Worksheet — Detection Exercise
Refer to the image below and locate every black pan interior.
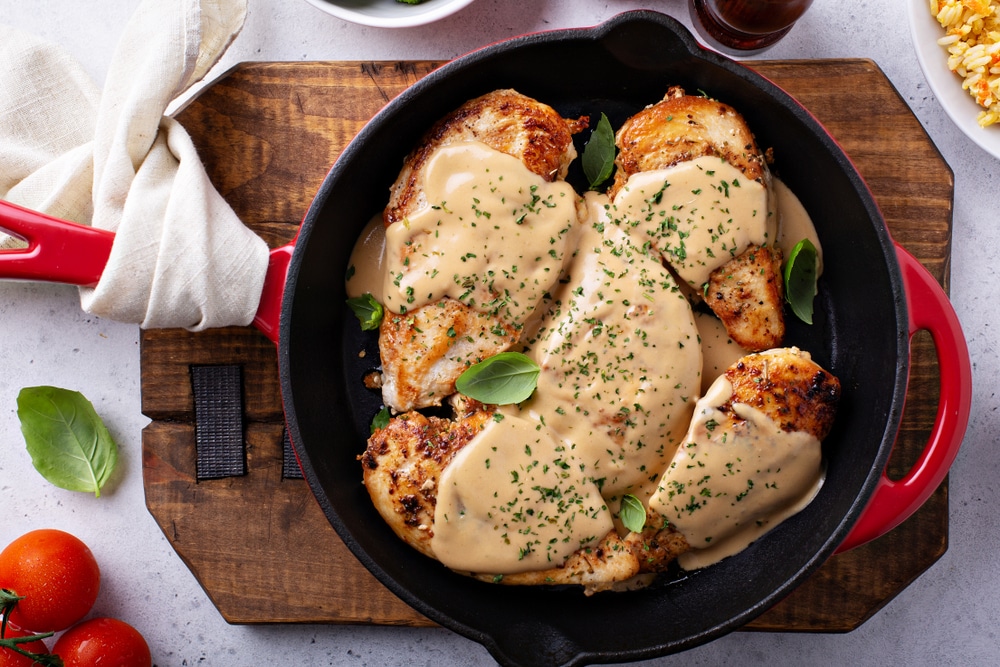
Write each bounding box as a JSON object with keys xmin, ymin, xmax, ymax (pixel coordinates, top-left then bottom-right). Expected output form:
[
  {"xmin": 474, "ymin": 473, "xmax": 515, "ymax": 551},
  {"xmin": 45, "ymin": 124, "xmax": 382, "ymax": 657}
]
[{"xmin": 278, "ymin": 11, "xmax": 909, "ymax": 667}]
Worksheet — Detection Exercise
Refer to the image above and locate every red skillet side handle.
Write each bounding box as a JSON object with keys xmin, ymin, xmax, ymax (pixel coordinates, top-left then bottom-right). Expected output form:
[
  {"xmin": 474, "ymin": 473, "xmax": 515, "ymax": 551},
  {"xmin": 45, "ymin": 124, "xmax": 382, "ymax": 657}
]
[
  {"xmin": 252, "ymin": 243, "xmax": 294, "ymax": 345},
  {"xmin": 0, "ymin": 200, "xmax": 114, "ymax": 287},
  {"xmin": 835, "ymin": 243, "xmax": 972, "ymax": 553}
]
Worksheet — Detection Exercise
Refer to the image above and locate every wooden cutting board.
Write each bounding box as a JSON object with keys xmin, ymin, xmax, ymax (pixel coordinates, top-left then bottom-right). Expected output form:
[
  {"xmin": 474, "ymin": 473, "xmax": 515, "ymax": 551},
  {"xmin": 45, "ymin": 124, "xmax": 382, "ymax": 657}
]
[{"xmin": 141, "ymin": 59, "xmax": 954, "ymax": 631}]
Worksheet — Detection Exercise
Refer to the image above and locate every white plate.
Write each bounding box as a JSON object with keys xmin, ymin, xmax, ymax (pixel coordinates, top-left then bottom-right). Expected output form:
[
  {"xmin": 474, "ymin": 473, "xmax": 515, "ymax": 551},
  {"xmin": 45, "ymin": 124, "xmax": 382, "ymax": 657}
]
[
  {"xmin": 302, "ymin": 0, "xmax": 477, "ymax": 28},
  {"xmin": 908, "ymin": 0, "xmax": 1000, "ymax": 159}
]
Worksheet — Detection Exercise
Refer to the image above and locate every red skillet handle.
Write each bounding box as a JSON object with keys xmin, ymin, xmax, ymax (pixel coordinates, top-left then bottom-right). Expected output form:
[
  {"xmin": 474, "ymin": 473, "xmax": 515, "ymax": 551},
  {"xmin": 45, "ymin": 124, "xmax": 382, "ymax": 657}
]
[
  {"xmin": 252, "ymin": 244, "xmax": 293, "ymax": 344},
  {"xmin": 1, "ymin": 199, "xmax": 292, "ymax": 342},
  {"xmin": 0, "ymin": 200, "xmax": 114, "ymax": 287},
  {"xmin": 835, "ymin": 243, "xmax": 972, "ymax": 553}
]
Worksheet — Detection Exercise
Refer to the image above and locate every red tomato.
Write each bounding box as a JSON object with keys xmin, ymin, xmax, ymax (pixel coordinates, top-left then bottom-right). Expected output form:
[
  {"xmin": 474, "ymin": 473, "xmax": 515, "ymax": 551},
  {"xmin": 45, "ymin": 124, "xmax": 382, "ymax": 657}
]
[
  {"xmin": 52, "ymin": 618, "xmax": 151, "ymax": 667},
  {"xmin": 0, "ymin": 620, "xmax": 50, "ymax": 667},
  {"xmin": 0, "ymin": 529, "xmax": 100, "ymax": 632}
]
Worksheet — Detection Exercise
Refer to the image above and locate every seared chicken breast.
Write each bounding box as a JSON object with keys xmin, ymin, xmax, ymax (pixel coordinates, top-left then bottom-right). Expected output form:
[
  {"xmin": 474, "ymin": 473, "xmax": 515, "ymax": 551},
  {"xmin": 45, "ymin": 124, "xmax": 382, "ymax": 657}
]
[
  {"xmin": 721, "ymin": 347, "xmax": 840, "ymax": 441},
  {"xmin": 379, "ymin": 300, "xmax": 519, "ymax": 415},
  {"xmin": 611, "ymin": 87, "xmax": 785, "ymax": 351},
  {"xmin": 385, "ymin": 89, "xmax": 588, "ymax": 226},
  {"xmin": 379, "ymin": 90, "xmax": 588, "ymax": 412},
  {"xmin": 360, "ymin": 395, "xmax": 493, "ymax": 559},
  {"xmin": 608, "ymin": 86, "xmax": 768, "ymax": 199},
  {"xmin": 706, "ymin": 244, "xmax": 785, "ymax": 351}
]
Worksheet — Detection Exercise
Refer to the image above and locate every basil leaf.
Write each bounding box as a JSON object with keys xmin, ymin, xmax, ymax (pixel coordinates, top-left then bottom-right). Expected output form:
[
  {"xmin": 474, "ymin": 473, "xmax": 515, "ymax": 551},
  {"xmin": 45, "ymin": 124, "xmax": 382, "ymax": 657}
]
[
  {"xmin": 17, "ymin": 386, "xmax": 119, "ymax": 498},
  {"xmin": 582, "ymin": 113, "xmax": 616, "ymax": 191},
  {"xmin": 455, "ymin": 352, "xmax": 540, "ymax": 405},
  {"xmin": 370, "ymin": 406, "xmax": 391, "ymax": 434},
  {"xmin": 620, "ymin": 494, "xmax": 647, "ymax": 533},
  {"xmin": 784, "ymin": 238, "xmax": 819, "ymax": 325},
  {"xmin": 347, "ymin": 293, "xmax": 384, "ymax": 331}
]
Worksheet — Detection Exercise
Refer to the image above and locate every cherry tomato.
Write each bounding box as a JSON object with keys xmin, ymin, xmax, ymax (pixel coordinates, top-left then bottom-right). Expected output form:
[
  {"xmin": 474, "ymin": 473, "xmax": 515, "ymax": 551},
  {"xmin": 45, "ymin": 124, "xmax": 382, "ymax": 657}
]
[
  {"xmin": 52, "ymin": 618, "xmax": 151, "ymax": 667},
  {"xmin": 0, "ymin": 530, "xmax": 100, "ymax": 632},
  {"xmin": 0, "ymin": 620, "xmax": 50, "ymax": 667}
]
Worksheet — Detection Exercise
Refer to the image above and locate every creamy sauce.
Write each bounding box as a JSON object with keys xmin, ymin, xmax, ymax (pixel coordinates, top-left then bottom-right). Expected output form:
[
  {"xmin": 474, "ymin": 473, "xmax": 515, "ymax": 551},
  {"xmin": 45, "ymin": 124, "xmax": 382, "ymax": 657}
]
[
  {"xmin": 345, "ymin": 214, "xmax": 387, "ymax": 300},
  {"xmin": 512, "ymin": 195, "xmax": 701, "ymax": 502},
  {"xmin": 608, "ymin": 156, "xmax": 773, "ymax": 288},
  {"xmin": 434, "ymin": 413, "xmax": 613, "ymax": 573},
  {"xmin": 694, "ymin": 311, "xmax": 747, "ymax": 396},
  {"xmin": 648, "ymin": 372, "xmax": 824, "ymax": 570},
  {"xmin": 355, "ymin": 140, "xmax": 828, "ymax": 575},
  {"xmin": 380, "ymin": 142, "xmax": 580, "ymax": 324},
  {"xmin": 774, "ymin": 177, "xmax": 824, "ymax": 276},
  {"xmin": 431, "ymin": 195, "xmax": 702, "ymax": 572}
]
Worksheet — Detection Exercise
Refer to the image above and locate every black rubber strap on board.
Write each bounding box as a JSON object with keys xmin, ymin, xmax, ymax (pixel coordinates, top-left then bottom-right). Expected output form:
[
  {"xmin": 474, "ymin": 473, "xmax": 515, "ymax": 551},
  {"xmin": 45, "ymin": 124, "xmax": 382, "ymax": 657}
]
[
  {"xmin": 191, "ymin": 365, "xmax": 246, "ymax": 480},
  {"xmin": 282, "ymin": 428, "xmax": 304, "ymax": 479}
]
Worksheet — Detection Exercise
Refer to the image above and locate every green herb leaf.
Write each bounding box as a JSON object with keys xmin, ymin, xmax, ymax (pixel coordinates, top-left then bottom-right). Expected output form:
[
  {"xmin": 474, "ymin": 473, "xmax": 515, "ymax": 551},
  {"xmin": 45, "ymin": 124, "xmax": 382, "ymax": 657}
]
[
  {"xmin": 370, "ymin": 406, "xmax": 391, "ymax": 434},
  {"xmin": 16, "ymin": 386, "xmax": 119, "ymax": 498},
  {"xmin": 347, "ymin": 293, "xmax": 384, "ymax": 331},
  {"xmin": 455, "ymin": 352, "xmax": 540, "ymax": 405},
  {"xmin": 582, "ymin": 112, "xmax": 616, "ymax": 191},
  {"xmin": 784, "ymin": 238, "xmax": 819, "ymax": 324},
  {"xmin": 620, "ymin": 494, "xmax": 647, "ymax": 533}
]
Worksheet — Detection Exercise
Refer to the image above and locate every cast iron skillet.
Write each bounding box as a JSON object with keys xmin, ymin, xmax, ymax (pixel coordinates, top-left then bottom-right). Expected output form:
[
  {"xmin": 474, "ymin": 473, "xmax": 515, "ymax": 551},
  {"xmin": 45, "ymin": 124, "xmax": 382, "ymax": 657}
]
[
  {"xmin": 0, "ymin": 10, "xmax": 971, "ymax": 666},
  {"xmin": 274, "ymin": 11, "xmax": 969, "ymax": 666}
]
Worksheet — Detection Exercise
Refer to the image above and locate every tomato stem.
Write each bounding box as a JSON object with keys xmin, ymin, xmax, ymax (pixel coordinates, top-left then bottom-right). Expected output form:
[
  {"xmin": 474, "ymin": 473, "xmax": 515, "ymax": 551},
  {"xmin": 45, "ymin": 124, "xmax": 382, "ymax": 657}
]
[
  {"xmin": 0, "ymin": 588, "xmax": 23, "ymax": 635},
  {"xmin": 0, "ymin": 634, "xmax": 61, "ymax": 664},
  {"xmin": 1, "ymin": 588, "xmax": 62, "ymax": 666}
]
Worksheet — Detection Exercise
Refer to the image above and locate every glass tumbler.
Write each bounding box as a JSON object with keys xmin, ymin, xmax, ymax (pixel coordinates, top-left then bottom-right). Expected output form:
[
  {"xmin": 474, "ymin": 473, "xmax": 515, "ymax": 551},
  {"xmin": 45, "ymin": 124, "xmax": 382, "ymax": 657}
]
[{"xmin": 689, "ymin": 0, "xmax": 815, "ymax": 52}]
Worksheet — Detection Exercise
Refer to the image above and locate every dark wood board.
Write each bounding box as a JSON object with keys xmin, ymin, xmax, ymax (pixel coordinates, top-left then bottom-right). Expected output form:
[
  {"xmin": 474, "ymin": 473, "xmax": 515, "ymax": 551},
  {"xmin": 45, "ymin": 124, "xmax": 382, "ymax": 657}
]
[{"xmin": 141, "ymin": 59, "xmax": 953, "ymax": 630}]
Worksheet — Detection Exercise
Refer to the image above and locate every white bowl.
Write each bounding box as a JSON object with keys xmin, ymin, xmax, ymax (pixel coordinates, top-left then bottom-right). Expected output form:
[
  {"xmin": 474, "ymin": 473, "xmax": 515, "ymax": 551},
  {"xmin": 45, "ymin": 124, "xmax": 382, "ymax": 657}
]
[
  {"xmin": 302, "ymin": 0, "xmax": 477, "ymax": 28},
  {"xmin": 908, "ymin": 0, "xmax": 1000, "ymax": 160}
]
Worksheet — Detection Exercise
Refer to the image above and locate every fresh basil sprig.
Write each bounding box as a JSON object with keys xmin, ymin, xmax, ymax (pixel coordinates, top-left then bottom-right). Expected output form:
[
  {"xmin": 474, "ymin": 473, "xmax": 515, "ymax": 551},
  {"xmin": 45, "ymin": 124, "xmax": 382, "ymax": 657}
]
[
  {"xmin": 17, "ymin": 386, "xmax": 119, "ymax": 498},
  {"xmin": 455, "ymin": 352, "xmax": 540, "ymax": 405},
  {"xmin": 620, "ymin": 494, "xmax": 647, "ymax": 533},
  {"xmin": 582, "ymin": 112, "xmax": 616, "ymax": 191},
  {"xmin": 347, "ymin": 293, "xmax": 384, "ymax": 331},
  {"xmin": 784, "ymin": 238, "xmax": 819, "ymax": 325}
]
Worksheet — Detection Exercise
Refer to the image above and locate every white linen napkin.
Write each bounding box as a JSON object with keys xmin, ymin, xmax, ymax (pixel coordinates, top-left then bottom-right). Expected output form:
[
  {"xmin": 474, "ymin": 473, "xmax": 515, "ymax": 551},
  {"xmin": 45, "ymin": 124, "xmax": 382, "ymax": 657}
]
[{"xmin": 0, "ymin": 0, "xmax": 269, "ymax": 331}]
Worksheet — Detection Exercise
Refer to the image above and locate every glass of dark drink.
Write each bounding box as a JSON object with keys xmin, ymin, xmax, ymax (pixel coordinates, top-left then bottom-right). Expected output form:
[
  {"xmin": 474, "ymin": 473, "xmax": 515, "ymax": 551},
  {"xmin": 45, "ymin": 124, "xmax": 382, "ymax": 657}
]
[{"xmin": 689, "ymin": 0, "xmax": 815, "ymax": 52}]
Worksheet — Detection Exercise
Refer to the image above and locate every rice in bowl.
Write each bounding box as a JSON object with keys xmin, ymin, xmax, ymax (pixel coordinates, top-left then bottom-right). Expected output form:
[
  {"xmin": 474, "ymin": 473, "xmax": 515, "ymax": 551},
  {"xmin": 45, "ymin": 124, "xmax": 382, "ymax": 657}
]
[{"xmin": 930, "ymin": 0, "xmax": 1000, "ymax": 127}]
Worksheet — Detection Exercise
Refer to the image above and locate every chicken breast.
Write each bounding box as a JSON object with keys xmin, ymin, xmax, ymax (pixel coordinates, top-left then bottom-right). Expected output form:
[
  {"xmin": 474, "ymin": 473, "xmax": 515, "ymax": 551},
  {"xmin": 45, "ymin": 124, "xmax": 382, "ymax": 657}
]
[
  {"xmin": 608, "ymin": 86, "xmax": 768, "ymax": 200},
  {"xmin": 360, "ymin": 395, "xmax": 493, "ymax": 559},
  {"xmin": 378, "ymin": 90, "xmax": 588, "ymax": 412},
  {"xmin": 648, "ymin": 346, "xmax": 840, "ymax": 569},
  {"xmin": 610, "ymin": 87, "xmax": 785, "ymax": 351},
  {"xmin": 705, "ymin": 243, "xmax": 785, "ymax": 351},
  {"xmin": 385, "ymin": 89, "xmax": 589, "ymax": 227},
  {"xmin": 379, "ymin": 300, "xmax": 519, "ymax": 414},
  {"xmin": 721, "ymin": 347, "xmax": 840, "ymax": 440}
]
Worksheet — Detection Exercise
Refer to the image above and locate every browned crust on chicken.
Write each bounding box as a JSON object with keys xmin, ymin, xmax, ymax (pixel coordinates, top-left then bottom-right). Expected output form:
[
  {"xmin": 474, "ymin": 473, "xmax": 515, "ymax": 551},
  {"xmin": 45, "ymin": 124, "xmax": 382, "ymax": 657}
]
[
  {"xmin": 361, "ymin": 398, "xmax": 493, "ymax": 559},
  {"xmin": 379, "ymin": 300, "xmax": 519, "ymax": 412},
  {"xmin": 722, "ymin": 348, "xmax": 841, "ymax": 441},
  {"xmin": 625, "ymin": 521, "xmax": 691, "ymax": 574},
  {"xmin": 706, "ymin": 244, "xmax": 786, "ymax": 352},
  {"xmin": 385, "ymin": 89, "xmax": 589, "ymax": 226},
  {"xmin": 608, "ymin": 86, "xmax": 768, "ymax": 200}
]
